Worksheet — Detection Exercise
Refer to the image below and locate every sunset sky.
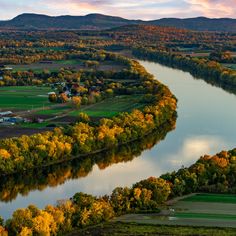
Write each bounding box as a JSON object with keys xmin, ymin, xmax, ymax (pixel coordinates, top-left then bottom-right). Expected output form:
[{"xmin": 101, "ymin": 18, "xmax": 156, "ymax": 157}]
[{"xmin": 0, "ymin": 0, "xmax": 235, "ymax": 20}]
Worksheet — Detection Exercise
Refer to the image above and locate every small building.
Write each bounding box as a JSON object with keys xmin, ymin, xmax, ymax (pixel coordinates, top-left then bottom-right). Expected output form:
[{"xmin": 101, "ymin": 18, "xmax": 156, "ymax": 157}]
[
  {"xmin": 48, "ymin": 92, "xmax": 56, "ymax": 95},
  {"xmin": 3, "ymin": 66, "xmax": 13, "ymax": 70},
  {"xmin": 39, "ymin": 61, "xmax": 53, "ymax": 64},
  {"xmin": 0, "ymin": 111, "xmax": 13, "ymax": 117},
  {"xmin": 2, "ymin": 116, "xmax": 24, "ymax": 124},
  {"xmin": 0, "ymin": 64, "xmax": 12, "ymax": 71}
]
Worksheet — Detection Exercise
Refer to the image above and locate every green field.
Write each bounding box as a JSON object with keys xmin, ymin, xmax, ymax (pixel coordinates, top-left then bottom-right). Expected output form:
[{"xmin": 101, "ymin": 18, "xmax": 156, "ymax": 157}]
[
  {"xmin": 0, "ymin": 86, "xmax": 52, "ymax": 110},
  {"xmin": 56, "ymin": 59, "xmax": 82, "ymax": 65},
  {"xmin": 35, "ymin": 47, "xmax": 65, "ymax": 51},
  {"xmin": 9, "ymin": 59, "xmax": 82, "ymax": 73},
  {"xmin": 115, "ymin": 193, "xmax": 236, "ymax": 228},
  {"xmin": 183, "ymin": 193, "xmax": 236, "ymax": 204},
  {"xmin": 221, "ymin": 63, "xmax": 236, "ymax": 70},
  {"xmin": 69, "ymin": 95, "xmax": 145, "ymax": 118},
  {"xmin": 12, "ymin": 68, "xmax": 59, "ymax": 73},
  {"xmin": 36, "ymin": 106, "xmax": 71, "ymax": 116},
  {"xmin": 68, "ymin": 222, "xmax": 236, "ymax": 236},
  {"xmin": 20, "ymin": 122, "xmax": 50, "ymax": 128},
  {"xmin": 9, "ymin": 58, "xmax": 124, "ymax": 73},
  {"xmin": 175, "ymin": 212, "xmax": 236, "ymax": 220},
  {"xmin": 170, "ymin": 193, "xmax": 236, "ymax": 227}
]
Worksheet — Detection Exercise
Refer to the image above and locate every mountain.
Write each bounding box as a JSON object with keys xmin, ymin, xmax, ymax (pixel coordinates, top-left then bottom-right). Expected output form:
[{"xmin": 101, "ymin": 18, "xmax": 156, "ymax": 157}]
[
  {"xmin": 0, "ymin": 13, "xmax": 236, "ymax": 32},
  {"xmin": 0, "ymin": 13, "xmax": 140, "ymax": 30},
  {"xmin": 149, "ymin": 17, "xmax": 236, "ymax": 32}
]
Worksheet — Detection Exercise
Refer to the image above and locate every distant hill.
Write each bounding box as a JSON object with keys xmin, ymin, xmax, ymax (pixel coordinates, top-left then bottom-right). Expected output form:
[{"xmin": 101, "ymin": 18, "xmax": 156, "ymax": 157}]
[
  {"xmin": 0, "ymin": 13, "xmax": 140, "ymax": 30},
  {"xmin": 149, "ymin": 17, "xmax": 236, "ymax": 32},
  {"xmin": 0, "ymin": 13, "xmax": 236, "ymax": 31}
]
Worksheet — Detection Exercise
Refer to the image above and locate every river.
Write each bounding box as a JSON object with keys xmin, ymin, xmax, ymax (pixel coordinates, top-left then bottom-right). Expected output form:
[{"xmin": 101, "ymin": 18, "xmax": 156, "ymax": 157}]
[{"xmin": 1, "ymin": 60, "xmax": 236, "ymax": 219}]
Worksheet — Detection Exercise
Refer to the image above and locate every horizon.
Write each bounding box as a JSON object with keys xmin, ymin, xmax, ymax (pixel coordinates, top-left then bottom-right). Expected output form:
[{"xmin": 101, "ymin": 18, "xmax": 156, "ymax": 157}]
[
  {"xmin": 0, "ymin": 0, "xmax": 236, "ymax": 20},
  {"xmin": 0, "ymin": 12, "xmax": 236, "ymax": 22}
]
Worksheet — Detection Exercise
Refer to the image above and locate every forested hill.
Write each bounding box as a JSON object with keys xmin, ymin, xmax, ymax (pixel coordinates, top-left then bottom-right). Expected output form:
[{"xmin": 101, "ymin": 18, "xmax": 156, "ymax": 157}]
[
  {"xmin": 0, "ymin": 13, "xmax": 140, "ymax": 30},
  {"xmin": 150, "ymin": 17, "xmax": 236, "ymax": 32},
  {"xmin": 0, "ymin": 13, "xmax": 236, "ymax": 31}
]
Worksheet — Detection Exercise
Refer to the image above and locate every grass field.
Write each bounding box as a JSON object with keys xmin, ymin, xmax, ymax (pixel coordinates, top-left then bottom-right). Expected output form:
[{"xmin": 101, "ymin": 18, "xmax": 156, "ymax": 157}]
[
  {"xmin": 0, "ymin": 86, "xmax": 53, "ymax": 110},
  {"xmin": 35, "ymin": 47, "xmax": 65, "ymax": 51},
  {"xmin": 56, "ymin": 59, "xmax": 82, "ymax": 65},
  {"xmin": 9, "ymin": 59, "xmax": 125, "ymax": 73},
  {"xmin": 221, "ymin": 63, "xmax": 236, "ymax": 70},
  {"xmin": 175, "ymin": 212, "xmax": 236, "ymax": 220},
  {"xmin": 170, "ymin": 193, "xmax": 236, "ymax": 227},
  {"xmin": 182, "ymin": 193, "xmax": 236, "ymax": 204},
  {"xmin": 20, "ymin": 122, "xmax": 50, "ymax": 128},
  {"xmin": 69, "ymin": 95, "xmax": 145, "ymax": 118},
  {"xmin": 114, "ymin": 193, "xmax": 236, "ymax": 228},
  {"xmin": 9, "ymin": 59, "xmax": 81, "ymax": 73},
  {"xmin": 36, "ymin": 106, "xmax": 71, "ymax": 116},
  {"xmin": 67, "ymin": 222, "xmax": 236, "ymax": 236}
]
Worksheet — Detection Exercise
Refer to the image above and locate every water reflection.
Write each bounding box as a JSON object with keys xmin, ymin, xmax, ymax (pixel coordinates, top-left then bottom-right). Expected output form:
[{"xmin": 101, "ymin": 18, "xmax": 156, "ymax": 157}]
[
  {"xmin": 0, "ymin": 120, "xmax": 176, "ymax": 203},
  {"xmin": 1, "ymin": 61, "xmax": 236, "ymax": 219},
  {"xmin": 165, "ymin": 135, "xmax": 226, "ymax": 168}
]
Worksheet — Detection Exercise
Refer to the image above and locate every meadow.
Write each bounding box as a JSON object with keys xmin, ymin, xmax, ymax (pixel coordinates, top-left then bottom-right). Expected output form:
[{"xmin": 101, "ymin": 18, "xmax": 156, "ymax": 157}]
[
  {"xmin": 69, "ymin": 95, "xmax": 145, "ymax": 118},
  {"xmin": 221, "ymin": 63, "xmax": 236, "ymax": 70},
  {"xmin": 69, "ymin": 222, "xmax": 236, "ymax": 236},
  {"xmin": 9, "ymin": 59, "xmax": 124, "ymax": 73},
  {"xmin": 0, "ymin": 86, "xmax": 52, "ymax": 110},
  {"xmin": 114, "ymin": 193, "xmax": 236, "ymax": 228}
]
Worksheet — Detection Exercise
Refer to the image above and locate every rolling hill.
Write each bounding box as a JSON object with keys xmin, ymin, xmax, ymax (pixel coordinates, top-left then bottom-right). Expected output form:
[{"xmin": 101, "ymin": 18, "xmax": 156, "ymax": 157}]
[{"xmin": 0, "ymin": 13, "xmax": 235, "ymax": 31}]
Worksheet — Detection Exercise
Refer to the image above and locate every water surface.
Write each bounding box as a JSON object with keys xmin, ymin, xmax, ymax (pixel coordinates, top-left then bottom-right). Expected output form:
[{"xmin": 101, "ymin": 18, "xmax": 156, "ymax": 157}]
[{"xmin": 1, "ymin": 61, "xmax": 236, "ymax": 219}]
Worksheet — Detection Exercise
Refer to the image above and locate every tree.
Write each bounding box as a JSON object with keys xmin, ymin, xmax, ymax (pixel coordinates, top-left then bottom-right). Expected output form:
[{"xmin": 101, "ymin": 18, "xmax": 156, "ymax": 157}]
[
  {"xmin": 77, "ymin": 113, "xmax": 90, "ymax": 123},
  {"xmin": 48, "ymin": 93, "xmax": 57, "ymax": 103},
  {"xmin": 71, "ymin": 96, "xmax": 81, "ymax": 109}
]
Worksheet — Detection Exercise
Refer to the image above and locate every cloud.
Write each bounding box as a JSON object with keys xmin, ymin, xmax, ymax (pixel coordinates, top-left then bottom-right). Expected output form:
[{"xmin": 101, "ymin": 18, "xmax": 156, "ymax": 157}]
[
  {"xmin": 0, "ymin": 0, "xmax": 235, "ymax": 20},
  {"xmin": 186, "ymin": 0, "xmax": 236, "ymax": 18}
]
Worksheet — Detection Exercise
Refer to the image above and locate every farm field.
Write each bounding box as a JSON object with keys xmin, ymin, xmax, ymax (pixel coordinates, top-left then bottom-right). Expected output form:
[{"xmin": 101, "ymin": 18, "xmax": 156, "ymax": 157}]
[
  {"xmin": 68, "ymin": 222, "xmax": 236, "ymax": 236},
  {"xmin": 8, "ymin": 59, "xmax": 125, "ymax": 73},
  {"xmin": 35, "ymin": 105, "xmax": 72, "ymax": 116},
  {"xmin": 114, "ymin": 193, "xmax": 236, "ymax": 228},
  {"xmin": 181, "ymin": 52, "xmax": 210, "ymax": 57},
  {"xmin": 0, "ymin": 86, "xmax": 53, "ymax": 110},
  {"xmin": 221, "ymin": 63, "xmax": 236, "ymax": 70},
  {"xmin": 182, "ymin": 193, "xmax": 236, "ymax": 204},
  {"xmin": 69, "ymin": 95, "xmax": 145, "ymax": 118}
]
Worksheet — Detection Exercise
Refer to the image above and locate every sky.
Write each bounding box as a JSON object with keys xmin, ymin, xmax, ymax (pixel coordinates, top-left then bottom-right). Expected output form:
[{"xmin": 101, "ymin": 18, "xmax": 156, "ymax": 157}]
[{"xmin": 0, "ymin": 0, "xmax": 235, "ymax": 20}]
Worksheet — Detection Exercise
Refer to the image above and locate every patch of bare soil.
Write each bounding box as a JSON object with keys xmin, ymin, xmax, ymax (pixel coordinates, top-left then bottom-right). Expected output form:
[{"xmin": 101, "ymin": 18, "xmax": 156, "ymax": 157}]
[{"xmin": 0, "ymin": 126, "xmax": 52, "ymax": 139}]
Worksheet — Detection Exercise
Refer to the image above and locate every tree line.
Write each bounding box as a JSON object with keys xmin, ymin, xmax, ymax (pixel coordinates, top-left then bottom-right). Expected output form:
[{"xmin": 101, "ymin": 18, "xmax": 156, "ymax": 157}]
[
  {"xmin": 0, "ymin": 121, "xmax": 175, "ymax": 203},
  {"xmin": 132, "ymin": 47, "xmax": 236, "ymax": 89},
  {"xmin": 0, "ymin": 147, "xmax": 235, "ymax": 235}
]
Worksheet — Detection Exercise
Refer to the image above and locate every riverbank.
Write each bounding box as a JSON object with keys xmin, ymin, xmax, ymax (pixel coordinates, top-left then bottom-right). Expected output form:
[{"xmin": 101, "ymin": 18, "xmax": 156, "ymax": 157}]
[
  {"xmin": 0, "ymin": 59, "xmax": 177, "ymax": 175},
  {"xmin": 2, "ymin": 147, "xmax": 236, "ymax": 235},
  {"xmin": 133, "ymin": 48, "xmax": 236, "ymax": 95}
]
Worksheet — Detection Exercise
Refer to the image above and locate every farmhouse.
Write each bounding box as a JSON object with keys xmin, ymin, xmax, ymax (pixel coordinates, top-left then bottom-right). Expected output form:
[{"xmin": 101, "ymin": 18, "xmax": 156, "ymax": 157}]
[
  {"xmin": 0, "ymin": 116, "xmax": 24, "ymax": 124},
  {"xmin": 0, "ymin": 64, "xmax": 12, "ymax": 71},
  {"xmin": 0, "ymin": 111, "xmax": 13, "ymax": 117},
  {"xmin": 39, "ymin": 61, "xmax": 53, "ymax": 64},
  {"xmin": 48, "ymin": 92, "xmax": 56, "ymax": 95}
]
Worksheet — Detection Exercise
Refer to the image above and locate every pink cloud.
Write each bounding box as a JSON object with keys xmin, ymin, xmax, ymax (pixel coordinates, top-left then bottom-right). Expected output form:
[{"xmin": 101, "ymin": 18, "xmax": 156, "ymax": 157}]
[
  {"xmin": 187, "ymin": 0, "xmax": 236, "ymax": 18},
  {"xmin": 0, "ymin": 0, "xmax": 235, "ymax": 20}
]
